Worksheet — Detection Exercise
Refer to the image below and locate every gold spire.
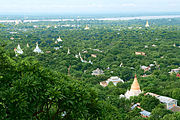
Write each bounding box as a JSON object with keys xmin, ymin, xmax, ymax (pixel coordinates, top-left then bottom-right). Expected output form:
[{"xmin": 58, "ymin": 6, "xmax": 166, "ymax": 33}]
[
  {"xmin": 130, "ymin": 75, "xmax": 141, "ymax": 91},
  {"xmin": 85, "ymin": 25, "xmax": 89, "ymax": 30},
  {"xmin": 145, "ymin": 20, "xmax": 149, "ymax": 27}
]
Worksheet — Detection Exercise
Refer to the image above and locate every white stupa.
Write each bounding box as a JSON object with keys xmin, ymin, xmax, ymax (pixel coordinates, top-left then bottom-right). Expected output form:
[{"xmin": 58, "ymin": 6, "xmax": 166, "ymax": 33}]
[
  {"xmin": 14, "ymin": 44, "xmax": 23, "ymax": 56},
  {"xmin": 15, "ymin": 20, "xmax": 21, "ymax": 25},
  {"xmin": 84, "ymin": 25, "xmax": 89, "ymax": 30},
  {"xmin": 67, "ymin": 48, "xmax": 70, "ymax": 54},
  {"xmin": 75, "ymin": 54, "xmax": 79, "ymax": 58},
  {"xmin": 120, "ymin": 62, "xmax": 123, "ymax": 67},
  {"xmin": 57, "ymin": 36, "xmax": 63, "ymax": 42},
  {"xmin": 173, "ymin": 43, "xmax": 176, "ymax": 47},
  {"xmin": 33, "ymin": 43, "xmax": 43, "ymax": 54},
  {"xmin": 27, "ymin": 43, "xmax": 29, "ymax": 47},
  {"xmin": 125, "ymin": 75, "xmax": 142, "ymax": 99},
  {"xmin": 145, "ymin": 20, "xmax": 150, "ymax": 27}
]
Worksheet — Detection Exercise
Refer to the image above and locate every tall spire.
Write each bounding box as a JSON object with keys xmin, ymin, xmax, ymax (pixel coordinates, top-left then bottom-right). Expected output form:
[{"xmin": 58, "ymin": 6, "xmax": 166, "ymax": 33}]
[
  {"xmin": 130, "ymin": 74, "xmax": 140, "ymax": 91},
  {"xmin": 145, "ymin": 20, "xmax": 149, "ymax": 27},
  {"xmin": 67, "ymin": 48, "xmax": 70, "ymax": 54},
  {"xmin": 84, "ymin": 25, "xmax": 89, "ymax": 30},
  {"xmin": 124, "ymin": 74, "xmax": 142, "ymax": 99}
]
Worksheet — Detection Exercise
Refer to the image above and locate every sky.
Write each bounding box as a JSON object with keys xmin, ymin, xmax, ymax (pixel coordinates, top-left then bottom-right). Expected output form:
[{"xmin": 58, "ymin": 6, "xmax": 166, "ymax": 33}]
[{"xmin": 0, "ymin": 0, "xmax": 180, "ymax": 15}]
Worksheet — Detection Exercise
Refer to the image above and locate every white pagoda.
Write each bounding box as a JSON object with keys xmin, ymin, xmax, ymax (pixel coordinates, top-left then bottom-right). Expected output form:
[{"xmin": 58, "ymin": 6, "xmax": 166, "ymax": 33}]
[
  {"xmin": 120, "ymin": 62, "xmax": 123, "ymax": 67},
  {"xmin": 84, "ymin": 25, "xmax": 89, "ymax": 30},
  {"xmin": 27, "ymin": 43, "xmax": 29, "ymax": 47},
  {"xmin": 75, "ymin": 54, "xmax": 79, "ymax": 58},
  {"xmin": 145, "ymin": 20, "xmax": 149, "ymax": 27},
  {"xmin": 15, "ymin": 20, "xmax": 21, "ymax": 25},
  {"xmin": 92, "ymin": 68, "xmax": 104, "ymax": 76},
  {"xmin": 33, "ymin": 43, "xmax": 43, "ymax": 54},
  {"xmin": 67, "ymin": 48, "xmax": 70, "ymax": 54},
  {"xmin": 57, "ymin": 36, "xmax": 63, "ymax": 42},
  {"xmin": 100, "ymin": 76, "xmax": 124, "ymax": 87},
  {"xmin": 173, "ymin": 43, "xmax": 176, "ymax": 47},
  {"xmin": 125, "ymin": 75, "xmax": 142, "ymax": 99},
  {"xmin": 14, "ymin": 44, "xmax": 23, "ymax": 56}
]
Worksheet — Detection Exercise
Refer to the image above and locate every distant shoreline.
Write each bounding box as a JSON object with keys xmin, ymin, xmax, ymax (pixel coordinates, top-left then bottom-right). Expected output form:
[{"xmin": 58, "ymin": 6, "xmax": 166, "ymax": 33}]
[
  {"xmin": 0, "ymin": 15, "xmax": 180, "ymax": 23},
  {"xmin": 96, "ymin": 15, "xmax": 180, "ymax": 21}
]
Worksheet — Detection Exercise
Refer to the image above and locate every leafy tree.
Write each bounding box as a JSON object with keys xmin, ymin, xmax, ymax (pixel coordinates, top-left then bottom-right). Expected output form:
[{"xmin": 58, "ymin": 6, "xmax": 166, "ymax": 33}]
[{"xmin": 140, "ymin": 95, "xmax": 160, "ymax": 112}]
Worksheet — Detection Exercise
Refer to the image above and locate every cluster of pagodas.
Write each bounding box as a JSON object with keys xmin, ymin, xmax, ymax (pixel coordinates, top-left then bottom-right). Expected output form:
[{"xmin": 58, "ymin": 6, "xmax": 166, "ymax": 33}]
[
  {"xmin": 14, "ymin": 36, "xmax": 63, "ymax": 56},
  {"xmin": 14, "ymin": 42, "xmax": 43, "ymax": 56}
]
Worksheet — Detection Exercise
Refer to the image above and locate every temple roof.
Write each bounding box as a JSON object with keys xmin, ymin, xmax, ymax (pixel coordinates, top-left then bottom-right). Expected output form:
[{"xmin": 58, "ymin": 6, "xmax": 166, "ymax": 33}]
[{"xmin": 130, "ymin": 75, "xmax": 141, "ymax": 91}]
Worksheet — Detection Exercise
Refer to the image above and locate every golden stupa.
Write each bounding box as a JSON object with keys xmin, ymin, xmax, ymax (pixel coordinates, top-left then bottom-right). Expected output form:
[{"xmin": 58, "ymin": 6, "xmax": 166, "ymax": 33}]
[
  {"xmin": 130, "ymin": 75, "xmax": 140, "ymax": 91},
  {"xmin": 124, "ymin": 74, "xmax": 142, "ymax": 99}
]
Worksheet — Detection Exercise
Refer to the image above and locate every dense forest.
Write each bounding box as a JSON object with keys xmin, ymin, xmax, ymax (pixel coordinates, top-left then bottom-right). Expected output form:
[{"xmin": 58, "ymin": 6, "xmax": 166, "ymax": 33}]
[{"xmin": 1, "ymin": 17, "xmax": 180, "ymax": 119}]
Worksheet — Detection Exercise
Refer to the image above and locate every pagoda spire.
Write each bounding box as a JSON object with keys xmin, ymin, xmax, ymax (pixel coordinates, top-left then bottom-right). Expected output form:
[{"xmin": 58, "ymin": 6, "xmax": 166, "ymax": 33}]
[
  {"xmin": 124, "ymin": 74, "xmax": 142, "ymax": 99},
  {"xmin": 130, "ymin": 74, "xmax": 140, "ymax": 91},
  {"xmin": 84, "ymin": 25, "xmax": 89, "ymax": 30},
  {"xmin": 67, "ymin": 48, "xmax": 70, "ymax": 54},
  {"xmin": 145, "ymin": 20, "xmax": 149, "ymax": 27}
]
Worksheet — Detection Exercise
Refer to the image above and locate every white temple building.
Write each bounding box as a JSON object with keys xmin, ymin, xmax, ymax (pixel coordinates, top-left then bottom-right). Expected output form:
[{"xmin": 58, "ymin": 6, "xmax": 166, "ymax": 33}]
[
  {"xmin": 88, "ymin": 60, "xmax": 93, "ymax": 64},
  {"xmin": 10, "ymin": 37, "xmax": 14, "ymax": 40},
  {"xmin": 33, "ymin": 43, "xmax": 44, "ymax": 54},
  {"xmin": 54, "ymin": 47, "xmax": 60, "ymax": 50},
  {"xmin": 100, "ymin": 76, "xmax": 124, "ymax": 87},
  {"xmin": 169, "ymin": 67, "xmax": 180, "ymax": 74},
  {"xmin": 14, "ymin": 44, "xmax": 23, "ymax": 56},
  {"xmin": 145, "ymin": 92, "xmax": 178, "ymax": 110},
  {"xmin": 152, "ymin": 44, "xmax": 157, "ymax": 47},
  {"xmin": 145, "ymin": 20, "xmax": 149, "ymax": 27},
  {"xmin": 124, "ymin": 75, "xmax": 142, "ymax": 99},
  {"xmin": 92, "ymin": 68, "xmax": 104, "ymax": 76}
]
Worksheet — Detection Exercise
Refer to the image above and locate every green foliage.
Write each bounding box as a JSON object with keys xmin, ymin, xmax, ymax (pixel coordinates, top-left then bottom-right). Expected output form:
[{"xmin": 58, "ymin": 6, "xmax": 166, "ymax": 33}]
[
  {"xmin": 150, "ymin": 105, "xmax": 172, "ymax": 120},
  {"xmin": 161, "ymin": 112, "xmax": 180, "ymax": 120},
  {"xmin": 140, "ymin": 95, "xmax": 160, "ymax": 112},
  {"xmin": 1, "ymin": 18, "xmax": 180, "ymax": 119}
]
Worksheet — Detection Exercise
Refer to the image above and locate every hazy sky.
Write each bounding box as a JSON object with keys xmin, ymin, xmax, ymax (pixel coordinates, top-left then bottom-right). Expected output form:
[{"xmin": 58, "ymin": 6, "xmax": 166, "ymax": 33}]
[{"xmin": 0, "ymin": 0, "xmax": 180, "ymax": 14}]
